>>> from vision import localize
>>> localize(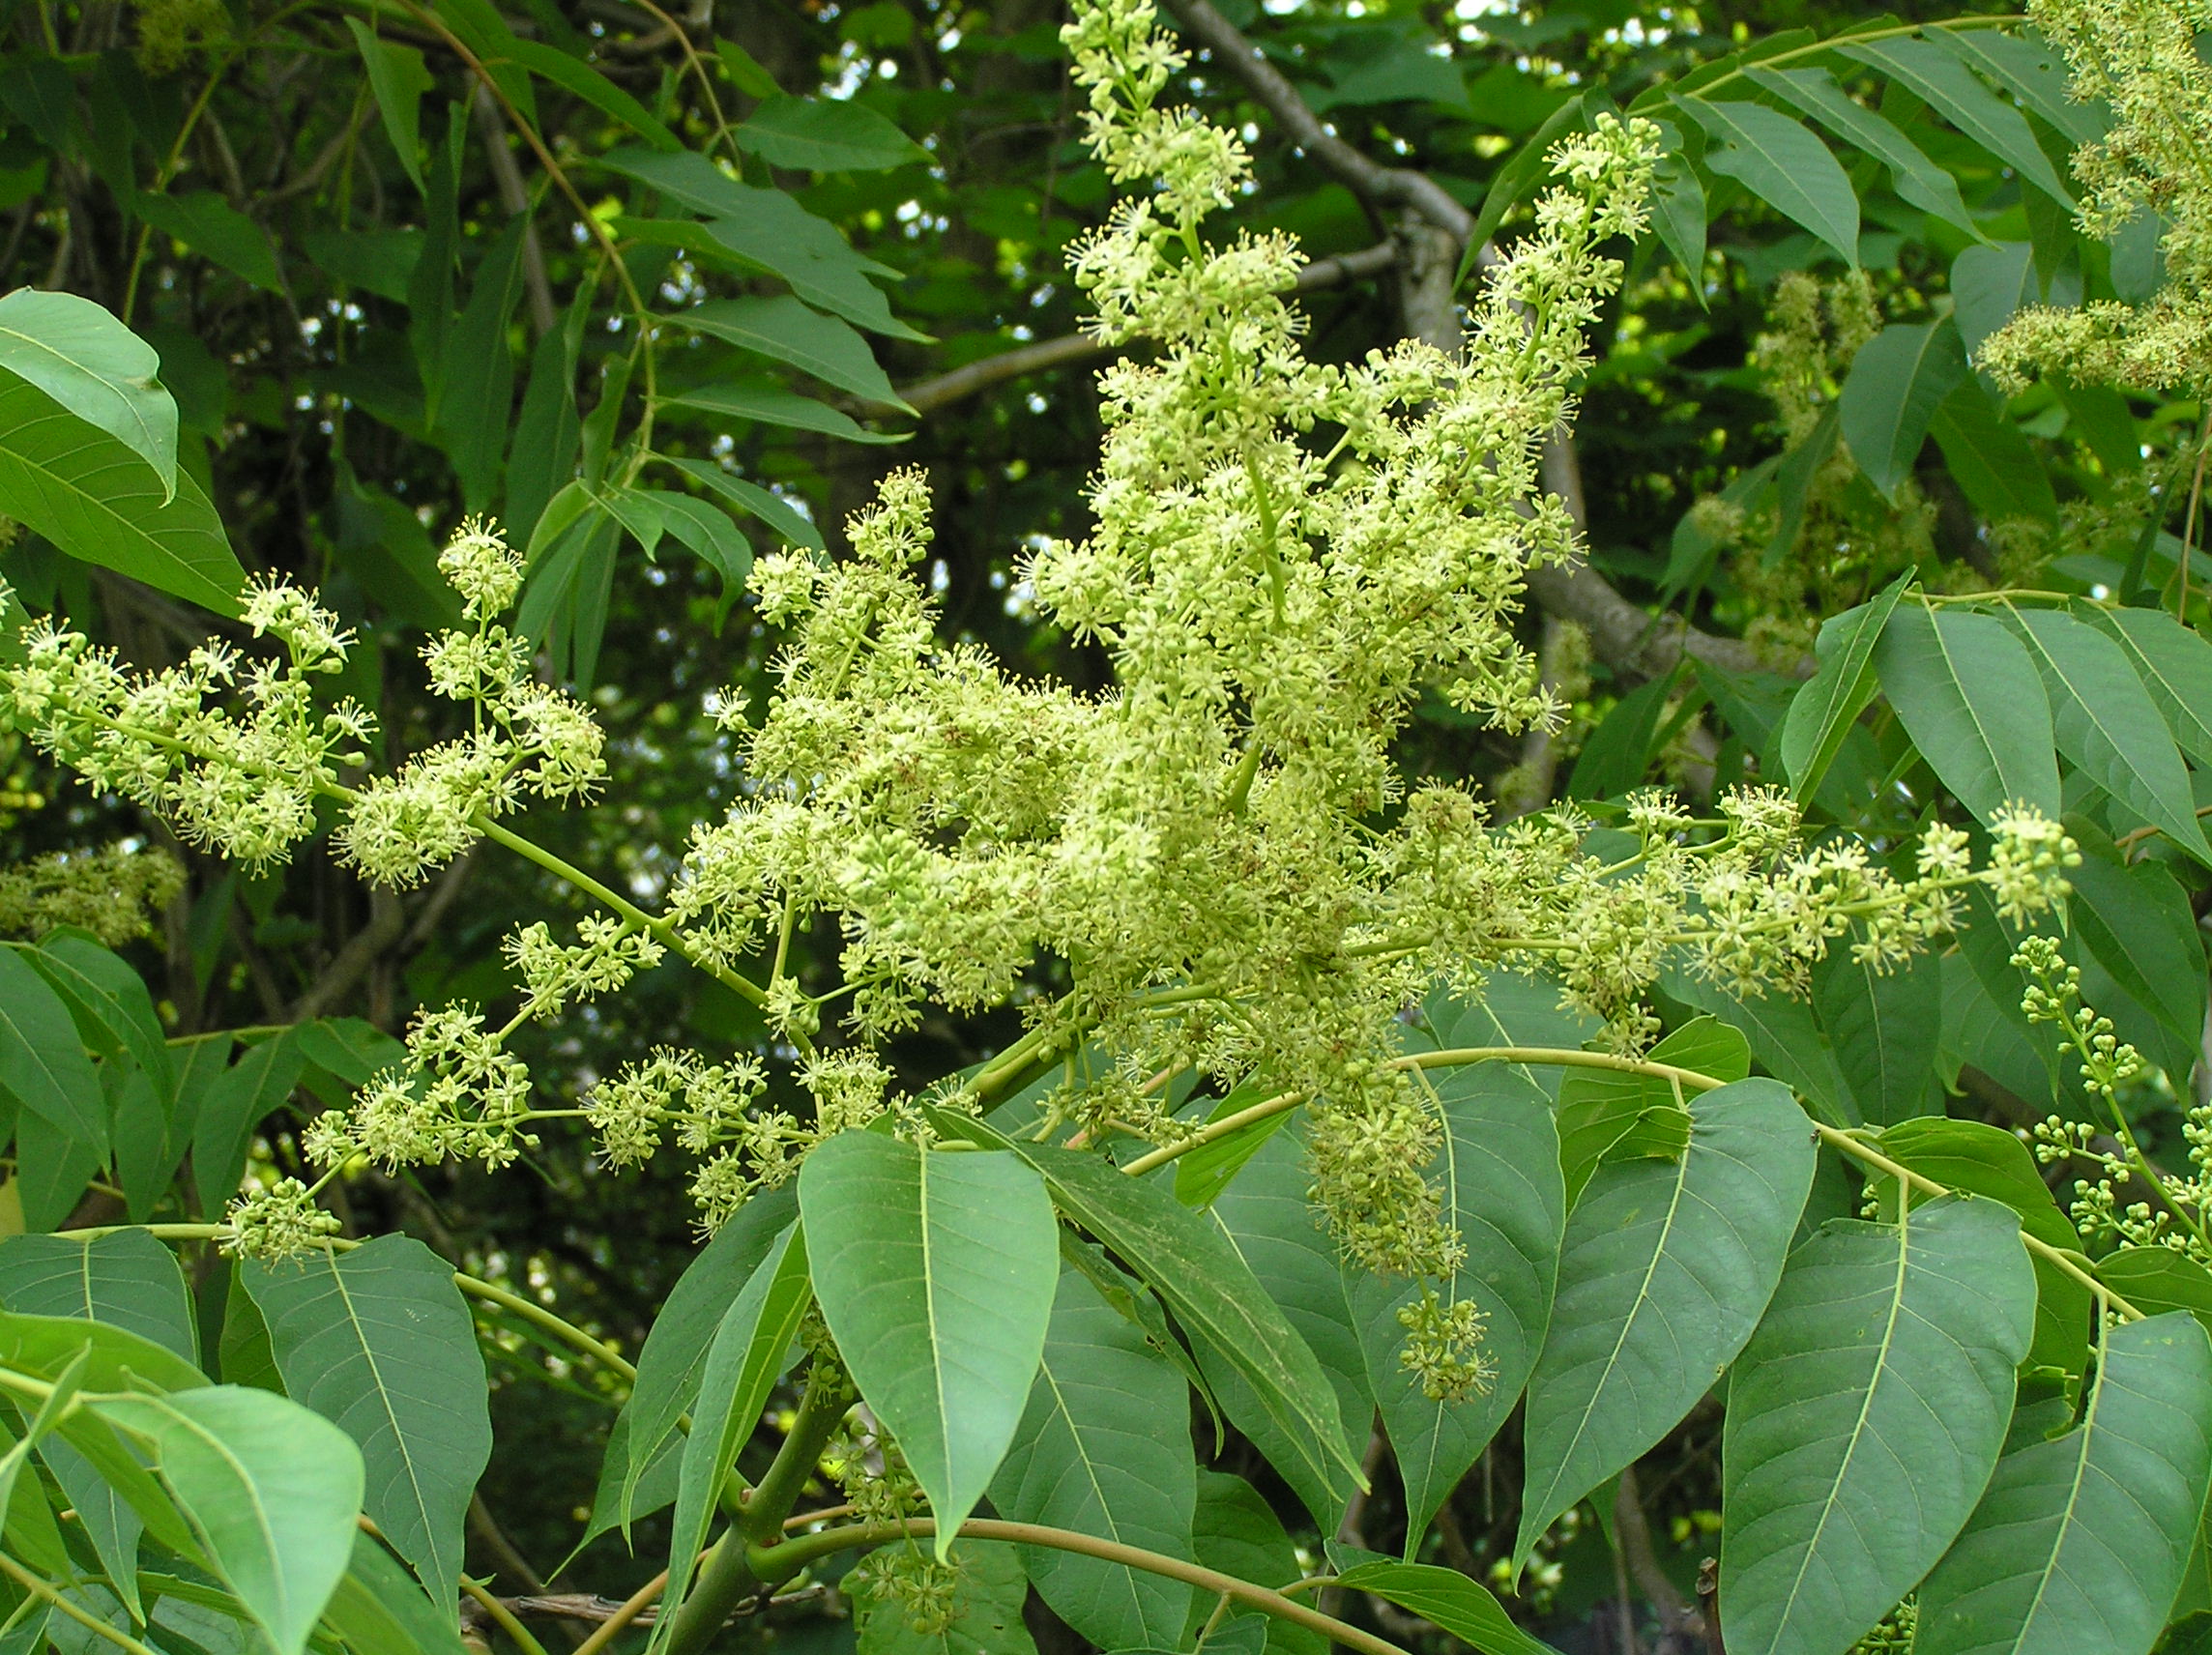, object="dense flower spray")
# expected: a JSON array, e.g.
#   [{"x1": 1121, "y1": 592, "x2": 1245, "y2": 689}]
[{"x1": 0, "y1": 0, "x2": 2080, "y2": 1398}]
